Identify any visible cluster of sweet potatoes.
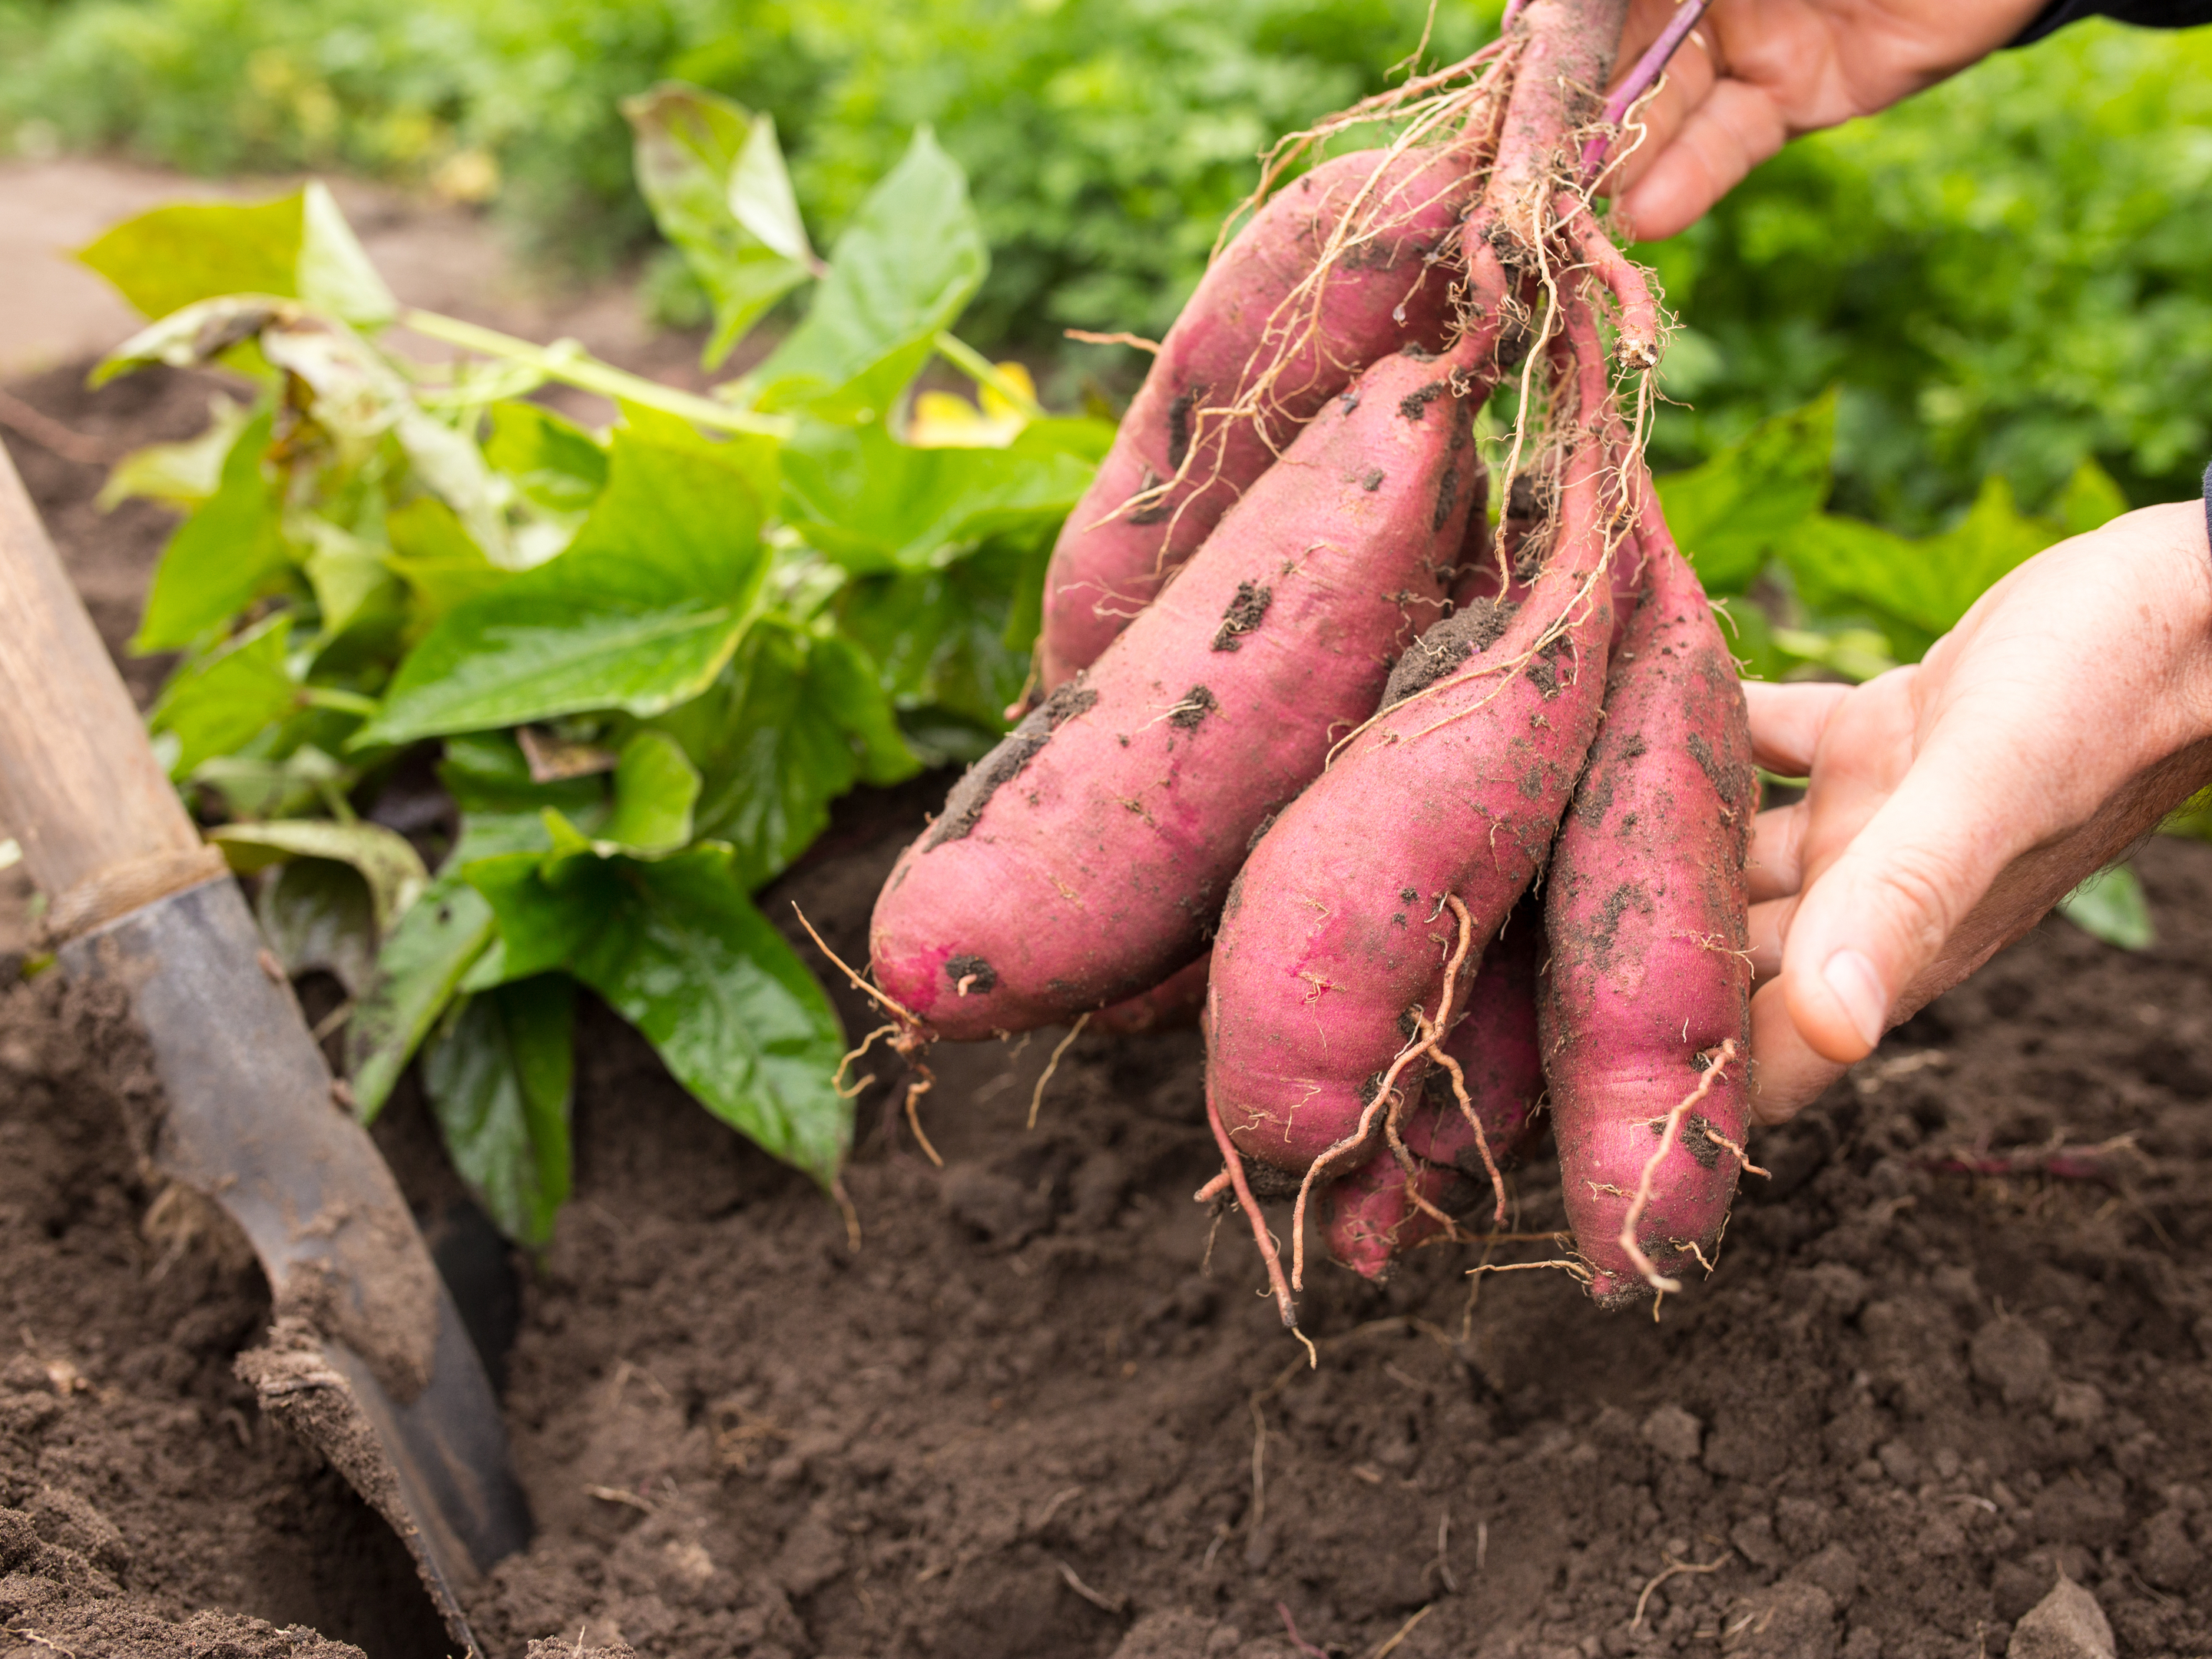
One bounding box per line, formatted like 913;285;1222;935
865;0;1761;1320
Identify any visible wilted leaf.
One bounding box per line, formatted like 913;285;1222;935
421;974;575;1246
257;857;379;995
208;819;429;934
745;128;987;421
466;841;850;1182
359;423;770;746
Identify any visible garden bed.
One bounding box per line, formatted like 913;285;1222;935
7;367;2212;1659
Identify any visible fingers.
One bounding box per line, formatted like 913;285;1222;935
1746;803;1806;906
1747;979;1846;1124
1746;892;1793;980
1743;680;1849;776
1612;78;1790;241
1775;728;2031;1065
1599;18;1720;197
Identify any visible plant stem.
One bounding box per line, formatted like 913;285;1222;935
1581;0;1712;181
300;686;382;718
932;332;1048;421
399;309;796;439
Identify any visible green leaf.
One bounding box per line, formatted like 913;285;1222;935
98;395;252;511
836;538;1041;734
345;798;562;1121
2057;459;2130;538
78;184;394;329
384;497;508;630
147;612;299;775
1786;475;2060;661
207;819;429;935
134;412;293;652
730;113;815;267
257;858;379;995
421;975;576;1247
79;195;303;322
745;128;987;421
465;843;850;1181
1654;391;1837;595
359;423;771;746
295;182;399;329
298;515;409;647
483;402;609;515
601;730;701;853
783;417;1103;574
656;622;918;889
2058;862;2155;951
623;83;813;369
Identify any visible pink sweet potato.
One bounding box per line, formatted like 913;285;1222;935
1538;513;1757;1305
1320;895;1547;1277
1035;146;1477;688
1091;952;1210;1036
1204;410;1617;1201
871;341;1486;1039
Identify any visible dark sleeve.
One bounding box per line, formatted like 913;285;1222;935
2012;0;2212;45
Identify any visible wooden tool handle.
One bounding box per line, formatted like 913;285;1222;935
0;445;202;897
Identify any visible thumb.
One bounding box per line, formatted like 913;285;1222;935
1777;735;2035;1065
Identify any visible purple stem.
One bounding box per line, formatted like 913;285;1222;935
1578;0;1713;181
1500;0;1527;29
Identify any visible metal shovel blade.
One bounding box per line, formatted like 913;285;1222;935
61;876;530;1653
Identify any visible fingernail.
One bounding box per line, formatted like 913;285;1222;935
1820;949;1887;1051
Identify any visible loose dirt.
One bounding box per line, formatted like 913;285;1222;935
8;364;2212;1659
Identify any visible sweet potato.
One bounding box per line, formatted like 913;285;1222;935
1035;146;1476;688
1320;895;1547;1277
871;340;1485;1039
1091;953;1210;1036
1204;416;1617;1216
1538;513;1757;1304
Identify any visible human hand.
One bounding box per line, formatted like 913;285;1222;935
1601;0;2051;240
1740;500;2212;1121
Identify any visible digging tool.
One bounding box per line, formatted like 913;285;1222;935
0;447;528;1652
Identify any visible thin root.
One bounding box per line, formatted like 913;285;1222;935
1632;1551;1732;1629
1290;896;1476;1288
1618;1039;1738;1293
904;1069;944;1169
1209;1077;1300;1328
1028;1014;1090;1130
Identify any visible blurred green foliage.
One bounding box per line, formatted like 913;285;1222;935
1641;22;2212;528
3;0;2207;531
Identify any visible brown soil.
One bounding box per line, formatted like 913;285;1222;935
10;366;2212;1659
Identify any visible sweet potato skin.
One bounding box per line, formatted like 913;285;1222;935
1035;147;1475;688
1091;953;1210;1036
871;345;1482;1038
1320;898;1548;1276
1205;432;1617;1177
1538;528;1757;1304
